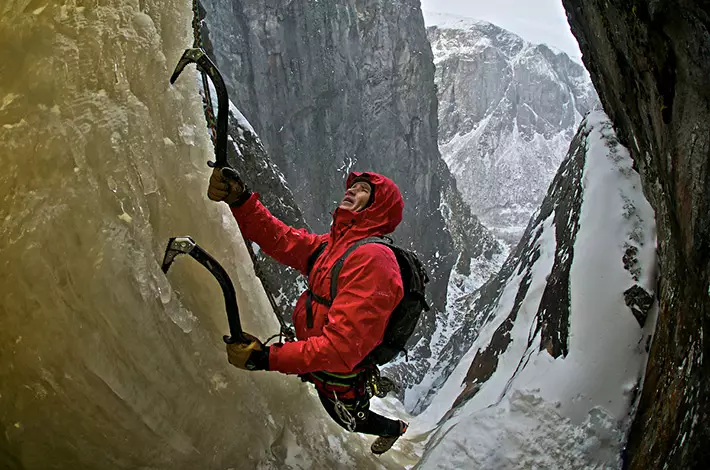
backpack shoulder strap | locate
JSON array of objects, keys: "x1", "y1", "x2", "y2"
[
  {"x1": 307, "y1": 242, "x2": 328, "y2": 276},
  {"x1": 329, "y1": 237, "x2": 391, "y2": 300}
]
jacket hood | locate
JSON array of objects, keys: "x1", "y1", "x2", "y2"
[{"x1": 333, "y1": 171, "x2": 404, "y2": 237}]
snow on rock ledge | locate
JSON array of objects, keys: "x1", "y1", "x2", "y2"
[{"x1": 415, "y1": 111, "x2": 658, "y2": 469}]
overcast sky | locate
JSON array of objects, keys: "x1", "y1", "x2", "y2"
[{"x1": 420, "y1": 0, "x2": 582, "y2": 61}]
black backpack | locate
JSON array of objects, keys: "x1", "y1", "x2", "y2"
[{"x1": 305, "y1": 236, "x2": 430, "y2": 366}]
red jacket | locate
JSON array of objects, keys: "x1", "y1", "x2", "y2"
[{"x1": 230, "y1": 172, "x2": 405, "y2": 375}]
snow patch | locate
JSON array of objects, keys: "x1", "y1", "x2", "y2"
[{"x1": 416, "y1": 111, "x2": 658, "y2": 468}]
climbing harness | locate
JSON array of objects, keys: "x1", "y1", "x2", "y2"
[
  {"x1": 301, "y1": 366, "x2": 398, "y2": 430},
  {"x1": 162, "y1": 2, "x2": 295, "y2": 344},
  {"x1": 305, "y1": 366, "x2": 398, "y2": 399},
  {"x1": 313, "y1": 367, "x2": 398, "y2": 431}
]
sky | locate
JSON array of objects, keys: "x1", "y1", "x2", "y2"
[{"x1": 420, "y1": 0, "x2": 582, "y2": 61}]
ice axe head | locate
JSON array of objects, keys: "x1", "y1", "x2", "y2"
[
  {"x1": 161, "y1": 236, "x2": 196, "y2": 273},
  {"x1": 170, "y1": 48, "x2": 207, "y2": 84}
]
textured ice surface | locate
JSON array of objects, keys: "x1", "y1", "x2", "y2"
[{"x1": 0, "y1": 1, "x2": 407, "y2": 468}]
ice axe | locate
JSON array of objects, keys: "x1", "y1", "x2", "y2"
[
  {"x1": 161, "y1": 236, "x2": 250, "y2": 345},
  {"x1": 164, "y1": 49, "x2": 253, "y2": 346},
  {"x1": 169, "y1": 47, "x2": 240, "y2": 182},
  {"x1": 165, "y1": 49, "x2": 282, "y2": 347}
]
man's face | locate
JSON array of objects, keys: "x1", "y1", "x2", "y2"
[{"x1": 339, "y1": 181, "x2": 372, "y2": 212}]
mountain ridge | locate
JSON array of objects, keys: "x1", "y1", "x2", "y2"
[{"x1": 428, "y1": 15, "x2": 598, "y2": 245}]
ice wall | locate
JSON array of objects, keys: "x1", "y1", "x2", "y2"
[{"x1": 0, "y1": 1, "x2": 406, "y2": 468}]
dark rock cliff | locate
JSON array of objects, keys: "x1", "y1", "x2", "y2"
[{"x1": 562, "y1": 1, "x2": 710, "y2": 468}]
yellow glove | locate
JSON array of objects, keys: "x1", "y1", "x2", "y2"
[
  {"x1": 226, "y1": 333, "x2": 270, "y2": 370},
  {"x1": 207, "y1": 168, "x2": 250, "y2": 206}
]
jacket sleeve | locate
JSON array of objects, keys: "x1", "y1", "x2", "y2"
[
  {"x1": 230, "y1": 193, "x2": 325, "y2": 275},
  {"x1": 268, "y1": 244, "x2": 404, "y2": 374}
]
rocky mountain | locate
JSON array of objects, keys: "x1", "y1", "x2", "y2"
[
  {"x1": 396, "y1": 14, "x2": 600, "y2": 412},
  {"x1": 417, "y1": 111, "x2": 658, "y2": 468},
  {"x1": 561, "y1": 1, "x2": 710, "y2": 468},
  {"x1": 426, "y1": 13, "x2": 599, "y2": 245}
]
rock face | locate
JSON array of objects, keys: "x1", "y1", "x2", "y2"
[
  {"x1": 562, "y1": 1, "x2": 710, "y2": 468},
  {"x1": 438, "y1": 158, "x2": 500, "y2": 276},
  {"x1": 427, "y1": 16, "x2": 598, "y2": 244},
  {"x1": 196, "y1": 0, "x2": 499, "y2": 388}
]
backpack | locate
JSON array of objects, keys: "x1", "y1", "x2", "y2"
[{"x1": 305, "y1": 236, "x2": 430, "y2": 367}]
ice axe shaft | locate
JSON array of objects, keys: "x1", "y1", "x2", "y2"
[{"x1": 162, "y1": 236, "x2": 249, "y2": 345}]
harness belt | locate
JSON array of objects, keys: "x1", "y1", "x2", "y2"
[{"x1": 301, "y1": 369, "x2": 370, "y2": 401}]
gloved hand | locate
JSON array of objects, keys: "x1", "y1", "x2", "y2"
[
  {"x1": 207, "y1": 167, "x2": 251, "y2": 206},
  {"x1": 225, "y1": 333, "x2": 270, "y2": 371}
]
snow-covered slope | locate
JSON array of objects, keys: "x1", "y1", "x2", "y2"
[
  {"x1": 414, "y1": 111, "x2": 658, "y2": 469},
  {"x1": 426, "y1": 12, "x2": 599, "y2": 245}
]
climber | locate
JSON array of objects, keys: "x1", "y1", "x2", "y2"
[{"x1": 208, "y1": 169, "x2": 409, "y2": 455}]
